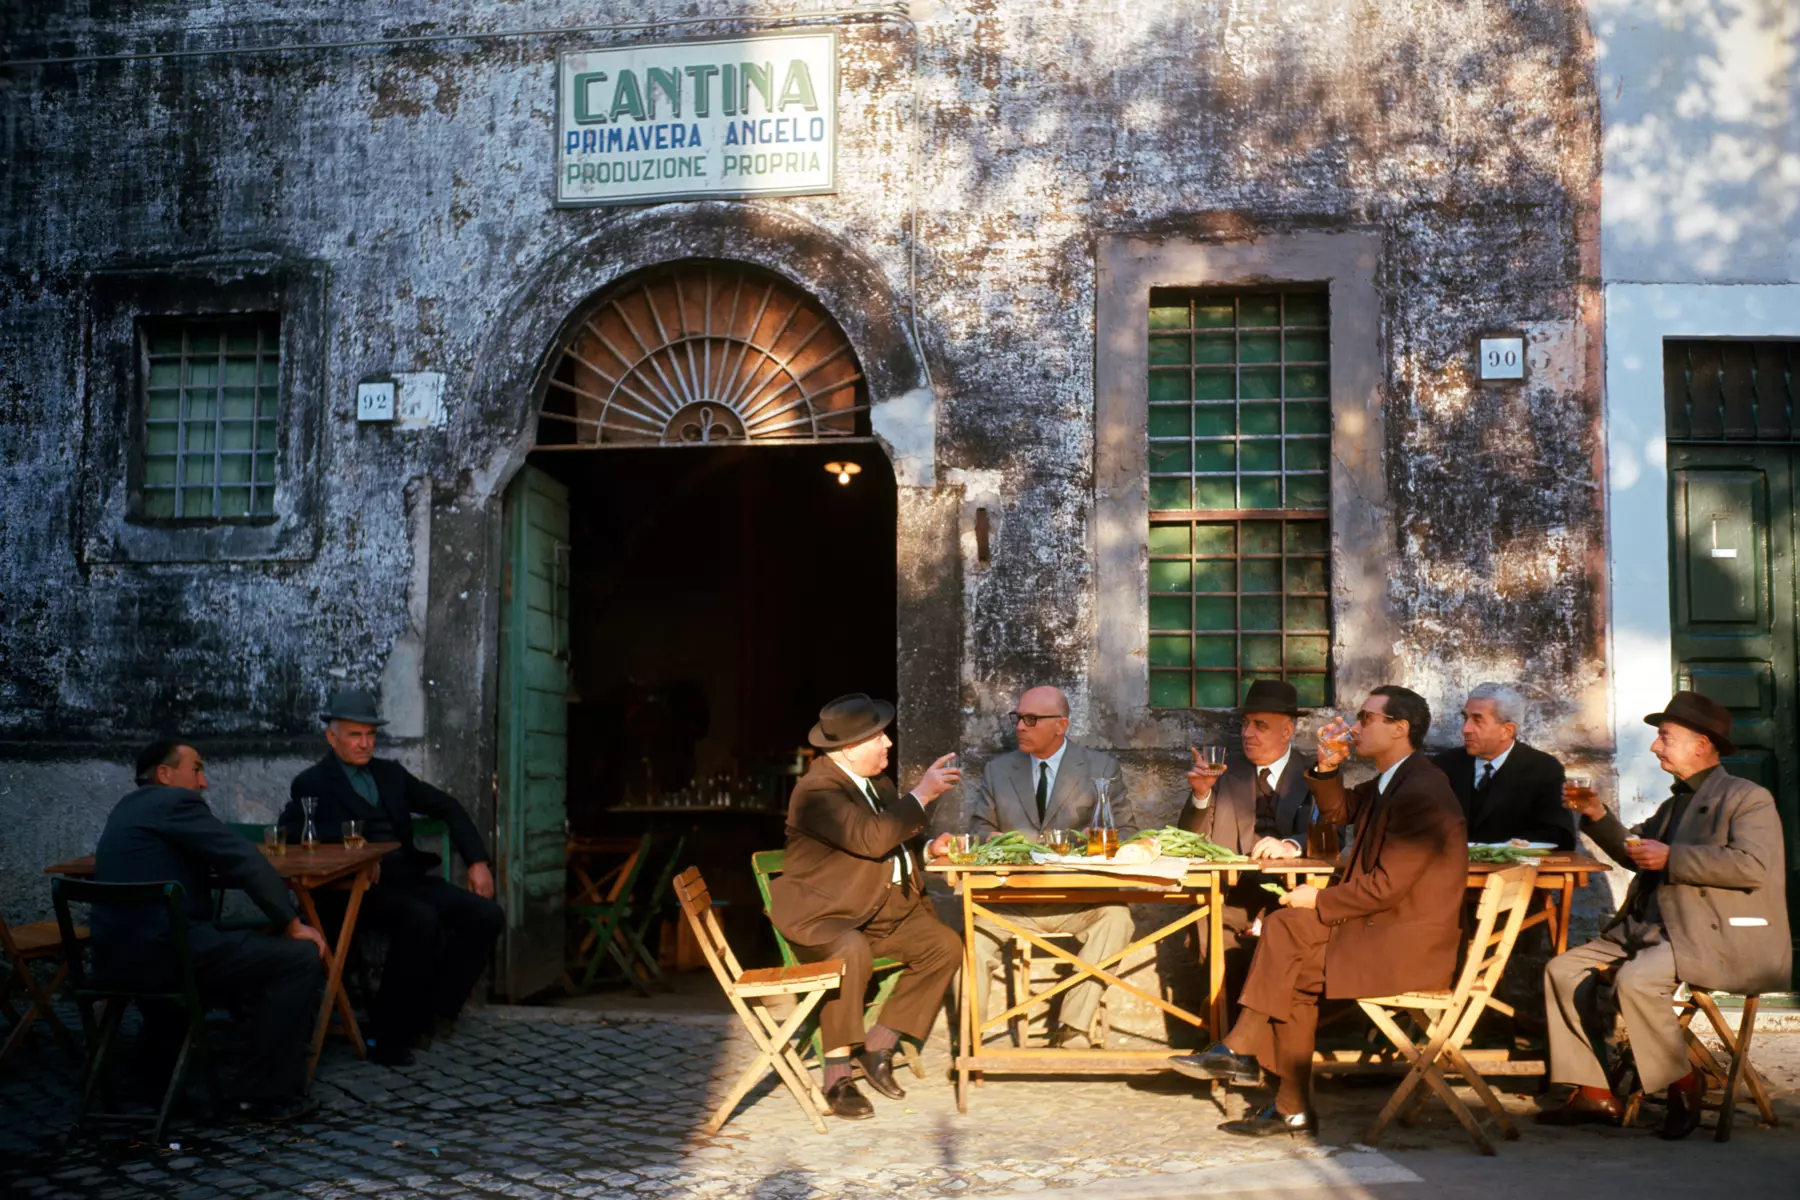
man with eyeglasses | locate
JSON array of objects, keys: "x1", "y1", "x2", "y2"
[
  {"x1": 1170, "y1": 686, "x2": 1466, "y2": 1139},
  {"x1": 963, "y1": 686, "x2": 1134, "y2": 1049}
]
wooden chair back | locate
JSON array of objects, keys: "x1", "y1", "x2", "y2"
[
  {"x1": 1450, "y1": 864, "x2": 1538, "y2": 1006},
  {"x1": 673, "y1": 866, "x2": 743, "y2": 985}
]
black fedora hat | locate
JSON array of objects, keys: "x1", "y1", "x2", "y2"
[
  {"x1": 808, "y1": 693, "x2": 895, "y2": 750},
  {"x1": 1240, "y1": 678, "x2": 1304, "y2": 717},
  {"x1": 319, "y1": 688, "x2": 388, "y2": 727},
  {"x1": 1644, "y1": 690, "x2": 1734, "y2": 756}
]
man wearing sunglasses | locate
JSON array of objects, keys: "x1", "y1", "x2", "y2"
[
  {"x1": 1170, "y1": 686, "x2": 1466, "y2": 1138},
  {"x1": 962, "y1": 686, "x2": 1134, "y2": 1049}
]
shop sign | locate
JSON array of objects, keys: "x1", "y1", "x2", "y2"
[{"x1": 556, "y1": 33, "x2": 837, "y2": 206}]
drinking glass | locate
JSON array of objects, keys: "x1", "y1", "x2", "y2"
[
  {"x1": 1046, "y1": 828, "x2": 1074, "y2": 856},
  {"x1": 947, "y1": 833, "x2": 975, "y2": 865},
  {"x1": 342, "y1": 820, "x2": 366, "y2": 850},
  {"x1": 1199, "y1": 746, "x2": 1228, "y2": 776},
  {"x1": 264, "y1": 825, "x2": 286, "y2": 855},
  {"x1": 1316, "y1": 713, "x2": 1355, "y2": 764},
  {"x1": 1562, "y1": 775, "x2": 1595, "y2": 812}
]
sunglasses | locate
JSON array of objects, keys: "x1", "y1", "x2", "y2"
[
  {"x1": 1009, "y1": 711, "x2": 1068, "y2": 728},
  {"x1": 1354, "y1": 710, "x2": 1397, "y2": 726}
]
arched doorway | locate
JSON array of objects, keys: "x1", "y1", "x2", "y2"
[{"x1": 496, "y1": 261, "x2": 896, "y2": 999}]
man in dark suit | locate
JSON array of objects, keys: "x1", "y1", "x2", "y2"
[
  {"x1": 96, "y1": 740, "x2": 328, "y2": 1120},
  {"x1": 1170, "y1": 686, "x2": 1468, "y2": 1139},
  {"x1": 1175, "y1": 678, "x2": 1316, "y2": 1015},
  {"x1": 282, "y1": 689, "x2": 502, "y2": 1066},
  {"x1": 1431, "y1": 683, "x2": 1575, "y2": 849},
  {"x1": 768, "y1": 693, "x2": 963, "y2": 1121}
]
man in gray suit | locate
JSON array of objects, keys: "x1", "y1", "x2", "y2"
[
  {"x1": 1540, "y1": 691, "x2": 1792, "y2": 1139},
  {"x1": 964, "y1": 686, "x2": 1134, "y2": 1048}
]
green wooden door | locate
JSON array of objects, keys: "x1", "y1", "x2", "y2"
[
  {"x1": 1668, "y1": 443, "x2": 1800, "y2": 979},
  {"x1": 498, "y1": 465, "x2": 572, "y2": 999}
]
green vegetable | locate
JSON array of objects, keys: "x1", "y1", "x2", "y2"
[
  {"x1": 1260, "y1": 881, "x2": 1289, "y2": 897},
  {"x1": 1468, "y1": 845, "x2": 1539, "y2": 864},
  {"x1": 1123, "y1": 826, "x2": 1249, "y2": 863}
]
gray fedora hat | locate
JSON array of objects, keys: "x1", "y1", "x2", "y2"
[{"x1": 319, "y1": 687, "x2": 388, "y2": 727}]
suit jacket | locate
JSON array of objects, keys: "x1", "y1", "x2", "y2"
[
  {"x1": 1176, "y1": 750, "x2": 1314, "y2": 853},
  {"x1": 1432, "y1": 741, "x2": 1575, "y2": 849},
  {"x1": 1308, "y1": 754, "x2": 1469, "y2": 1000},
  {"x1": 1585, "y1": 768, "x2": 1791, "y2": 995},
  {"x1": 965, "y1": 741, "x2": 1134, "y2": 839},
  {"x1": 93, "y1": 785, "x2": 298, "y2": 977},
  {"x1": 283, "y1": 754, "x2": 489, "y2": 881},
  {"x1": 769, "y1": 756, "x2": 930, "y2": 947}
]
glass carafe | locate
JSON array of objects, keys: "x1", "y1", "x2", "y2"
[
  {"x1": 1085, "y1": 779, "x2": 1119, "y2": 858},
  {"x1": 299, "y1": 796, "x2": 319, "y2": 850}
]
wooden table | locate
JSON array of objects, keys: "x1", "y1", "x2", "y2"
[
  {"x1": 932, "y1": 860, "x2": 1248, "y2": 1112},
  {"x1": 45, "y1": 841, "x2": 398, "y2": 1084}
]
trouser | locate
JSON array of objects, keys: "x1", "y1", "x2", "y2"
[
  {"x1": 1224, "y1": 905, "x2": 1328, "y2": 1115},
  {"x1": 342, "y1": 876, "x2": 505, "y2": 1044},
  {"x1": 789, "y1": 884, "x2": 962, "y2": 1051},
  {"x1": 972, "y1": 903, "x2": 1134, "y2": 1035},
  {"x1": 1545, "y1": 932, "x2": 1685, "y2": 1092},
  {"x1": 140, "y1": 931, "x2": 323, "y2": 1100}
]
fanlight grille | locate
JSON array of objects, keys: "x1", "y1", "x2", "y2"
[{"x1": 537, "y1": 265, "x2": 866, "y2": 446}]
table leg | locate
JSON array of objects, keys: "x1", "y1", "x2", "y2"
[
  {"x1": 1207, "y1": 875, "x2": 1225, "y2": 1038},
  {"x1": 958, "y1": 883, "x2": 976, "y2": 1113},
  {"x1": 299, "y1": 866, "x2": 374, "y2": 1085},
  {"x1": 1556, "y1": 877, "x2": 1575, "y2": 954}
]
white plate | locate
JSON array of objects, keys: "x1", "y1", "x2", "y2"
[{"x1": 1470, "y1": 841, "x2": 1556, "y2": 852}]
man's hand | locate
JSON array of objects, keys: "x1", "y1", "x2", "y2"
[
  {"x1": 912, "y1": 753, "x2": 962, "y2": 805},
  {"x1": 1626, "y1": 839, "x2": 1670, "y2": 872},
  {"x1": 926, "y1": 832, "x2": 954, "y2": 861},
  {"x1": 1279, "y1": 883, "x2": 1320, "y2": 910},
  {"x1": 1186, "y1": 748, "x2": 1221, "y2": 805},
  {"x1": 1251, "y1": 836, "x2": 1301, "y2": 860},
  {"x1": 467, "y1": 861, "x2": 496, "y2": 899},
  {"x1": 284, "y1": 918, "x2": 330, "y2": 963}
]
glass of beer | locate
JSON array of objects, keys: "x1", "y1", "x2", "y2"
[
  {"x1": 946, "y1": 834, "x2": 975, "y2": 865},
  {"x1": 1563, "y1": 775, "x2": 1596, "y2": 812},
  {"x1": 264, "y1": 825, "x2": 286, "y2": 855},
  {"x1": 342, "y1": 820, "x2": 366, "y2": 850},
  {"x1": 1047, "y1": 828, "x2": 1074, "y2": 856}
]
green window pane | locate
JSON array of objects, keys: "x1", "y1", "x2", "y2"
[
  {"x1": 1195, "y1": 301, "x2": 1235, "y2": 329},
  {"x1": 146, "y1": 394, "x2": 180, "y2": 420},
  {"x1": 1195, "y1": 334, "x2": 1235, "y2": 365},
  {"x1": 1286, "y1": 521, "x2": 1328, "y2": 553},
  {"x1": 1195, "y1": 560, "x2": 1236, "y2": 593},
  {"x1": 1287, "y1": 636, "x2": 1329, "y2": 669},
  {"x1": 1149, "y1": 372, "x2": 1190, "y2": 403},
  {"x1": 1242, "y1": 521, "x2": 1281, "y2": 554},
  {"x1": 183, "y1": 457, "x2": 213, "y2": 484},
  {"x1": 189, "y1": 361, "x2": 218, "y2": 387},
  {"x1": 1241, "y1": 402, "x2": 1280, "y2": 434},
  {"x1": 181, "y1": 486, "x2": 214, "y2": 515},
  {"x1": 1287, "y1": 556, "x2": 1328, "y2": 594},
  {"x1": 253, "y1": 487, "x2": 276, "y2": 516},
  {"x1": 1243, "y1": 634, "x2": 1282, "y2": 670},
  {"x1": 222, "y1": 388, "x2": 257, "y2": 420},
  {"x1": 1194, "y1": 406, "x2": 1235, "y2": 437},
  {"x1": 1150, "y1": 596, "x2": 1191, "y2": 631},
  {"x1": 1284, "y1": 293, "x2": 1327, "y2": 326},
  {"x1": 1290, "y1": 674, "x2": 1327, "y2": 707},
  {"x1": 1151, "y1": 671, "x2": 1193, "y2": 708},
  {"x1": 1149, "y1": 477, "x2": 1193, "y2": 509},
  {"x1": 1286, "y1": 401, "x2": 1330, "y2": 434},
  {"x1": 1242, "y1": 595, "x2": 1282, "y2": 631},
  {"x1": 218, "y1": 486, "x2": 252, "y2": 516},
  {"x1": 1149, "y1": 406, "x2": 1191, "y2": 437},
  {"x1": 1196, "y1": 442, "x2": 1236, "y2": 472},
  {"x1": 225, "y1": 331, "x2": 260, "y2": 353},
  {"x1": 223, "y1": 359, "x2": 258, "y2": 386},
  {"x1": 1240, "y1": 295, "x2": 1281, "y2": 327},
  {"x1": 254, "y1": 452, "x2": 278, "y2": 483},
  {"x1": 1241, "y1": 559, "x2": 1281, "y2": 593},
  {"x1": 187, "y1": 394, "x2": 216, "y2": 421},
  {"x1": 148, "y1": 362, "x2": 182, "y2": 388},
  {"x1": 145, "y1": 425, "x2": 178, "y2": 454},
  {"x1": 1195, "y1": 596, "x2": 1236, "y2": 630},
  {"x1": 1149, "y1": 523, "x2": 1192, "y2": 555},
  {"x1": 1239, "y1": 332, "x2": 1281, "y2": 363},
  {"x1": 218, "y1": 454, "x2": 253, "y2": 483},
  {"x1": 1149, "y1": 560, "x2": 1192, "y2": 592},
  {"x1": 1194, "y1": 478, "x2": 1236, "y2": 508},
  {"x1": 1194, "y1": 673, "x2": 1238, "y2": 707},
  {"x1": 1285, "y1": 330, "x2": 1328, "y2": 361},
  {"x1": 184, "y1": 424, "x2": 215, "y2": 452},
  {"x1": 1149, "y1": 305, "x2": 1190, "y2": 330},
  {"x1": 1286, "y1": 474, "x2": 1329, "y2": 508},
  {"x1": 1286, "y1": 437, "x2": 1329, "y2": 472},
  {"x1": 221, "y1": 421, "x2": 255, "y2": 451},
  {"x1": 259, "y1": 361, "x2": 279, "y2": 385},
  {"x1": 142, "y1": 456, "x2": 176, "y2": 485},
  {"x1": 1195, "y1": 522, "x2": 1236, "y2": 555},
  {"x1": 1288, "y1": 597, "x2": 1330, "y2": 631},
  {"x1": 147, "y1": 332, "x2": 184, "y2": 355},
  {"x1": 1149, "y1": 335, "x2": 1190, "y2": 365},
  {"x1": 1285, "y1": 366, "x2": 1329, "y2": 397},
  {"x1": 256, "y1": 419, "x2": 279, "y2": 450},
  {"x1": 1149, "y1": 635, "x2": 1192, "y2": 667},
  {"x1": 1149, "y1": 442, "x2": 1192, "y2": 474},
  {"x1": 142, "y1": 489, "x2": 176, "y2": 517},
  {"x1": 1194, "y1": 370, "x2": 1235, "y2": 401},
  {"x1": 1241, "y1": 477, "x2": 1282, "y2": 509},
  {"x1": 1240, "y1": 440, "x2": 1281, "y2": 472},
  {"x1": 1240, "y1": 367, "x2": 1281, "y2": 399},
  {"x1": 1195, "y1": 635, "x2": 1237, "y2": 667}
]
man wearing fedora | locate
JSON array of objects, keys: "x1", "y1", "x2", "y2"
[
  {"x1": 1540, "y1": 691, "x2": 1791, "y2": 1138},
  {"x1": 283, "y1": 689, "x2": 503, "y2": 1067},
  {"x1": 1176, "y1": 678, "x2": 1317, "y2": 1018},
  {"x1": 963, "y1": 685, "x2": 1134, "y2": 1049},
  {"x1": 768, "y1": 694, "x2": 964, "y2": 1121}
]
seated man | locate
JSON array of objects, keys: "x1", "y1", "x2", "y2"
[
  {"x1": 283, "y1": 689, "x2": 502, "y2": 1067},
  {"x1": 1431, "y1": 682, "x2": 1575, "y2": 849},
  {"x1": 1541, "y1": 691, "x2": 1791, "y2": 1139},
  {"x1": 769, "y1": 693, "x2": 963, "y2": 1121},
  {"x1": 1169, "y1": 686, "x2": 1467, "y2": 1138},
  {"x1": 95, "y1": 740, "x2": 328, "y2": 1121},
  {"x1": 963, "y1": 685, "x2": 1134, "y2": 1049},
  {"x1": 1176, "y1": 678, "x2": 1315, "y2": 1014}
]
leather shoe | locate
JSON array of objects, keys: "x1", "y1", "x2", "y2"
[
  {"x1": 825, "y1": 1078, "x2": 874, "y2": 1120},
  {"x1": 1535, "y1": 1090, "x2": 1622, "y2": 1127},
  {"x1": 1659, "y1": 1081, "x2": 1704, "y2": 1140},
  {"x1": 1220, "y1": 1104, "x2": 1317, "y2": 1138},
  {"x1": 1168, "y1": 1042, "x2": 1261, "y2": 1087},
  {"x1": 855, "y1": 1047, "x2": 906, "y2": 1100}
]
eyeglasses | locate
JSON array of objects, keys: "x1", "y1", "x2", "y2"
[
  {"x1": 1355, "y1": 710, "x2": 1396, "y2": 726},
  {"x1": 1009, "y1": 711, "x2": 1067, "y2": 728}
]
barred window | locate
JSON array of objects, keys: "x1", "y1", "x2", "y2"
[
  {"x1": 1146, "y1": 289, "x2": 1332, "y2": 708},
  {"x1": 137, "y1": 316, "x2": 281, "y2": 520}
]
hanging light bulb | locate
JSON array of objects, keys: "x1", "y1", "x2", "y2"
[{"x1": 824, "y1": 461, "x2": 862, "y2": 486}]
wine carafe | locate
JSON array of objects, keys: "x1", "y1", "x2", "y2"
[
  {"x1": 1085, "y1": 779, "x2": 1119, "y2": 858},
  {"x1": 299, "y1": 796, "x2": 319, "y2": 850}
]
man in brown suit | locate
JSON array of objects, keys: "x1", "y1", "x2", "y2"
[
  {"x1": 1169, "y1": 685, "x2": 1468, "y2": 1137},
  {"x1": 1540, "y1": 691, "x2": 1792, "y2": 1139},
  {"x1": 768, "y1": 694, "x2": 963, "y2": 1121}
]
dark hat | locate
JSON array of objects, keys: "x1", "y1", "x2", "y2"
[
  {"x1": 808, "y1": 693, "x2": 895, "y2": 750},
  {"x1": 319, "y1": 688, "x2": 387, "y2": 727},
  {"x1": 1643, "y1": 690, "x2": 1734, "y2": 756},
  {"x1": 1240, "y1": 678, "x2": 1304, "y2": 717}
]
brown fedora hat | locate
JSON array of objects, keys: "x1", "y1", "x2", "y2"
[
  {"x1": 1240, "y1": 678, "x2": 1304, "y2": 717},
  {"x1": 808, "y1": 692, "x2": 896, "y2": 750},
  {"x1": 1643, "y1": 690, "x2": 1735, "y2": 756}
]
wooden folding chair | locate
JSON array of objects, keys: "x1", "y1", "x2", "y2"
[
  {"x1": 675, "y1": 866, "x2": 843, "y2": 1135},
  {"x1": 1357, "y1": 864, "x2": 1539, "y2": 1155},
  {"x1": 1, "y1": 910, "x2": 88, "y2": 1067},
  {"x1": 569, "y1": 837, "x2": 655, "y2": 994},
  {"x1": 1621, "y1": 988, "x2": 1777, "y2": 1141}
]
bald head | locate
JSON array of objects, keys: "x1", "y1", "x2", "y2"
[
  {"x1": 1019, "y1": 686, "x2": 1070, "y2": 717},
  {"x1": 1012, "y1": 686, "x2": 1071, "y2": 759}
]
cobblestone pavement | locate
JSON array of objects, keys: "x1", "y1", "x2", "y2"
[{"x1": 3, "y1": 1004, "x2": 1798, "y2": 1199}]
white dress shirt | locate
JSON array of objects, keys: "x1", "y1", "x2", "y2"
[
  {"x1": 1376, "y1": 753, "x2": 1412, "y2": 795},
  {"x1": 1473, "y1": 743, "x2": 1514, "y2": 789},
  {"x1": 1031, "y1": 738, "x2": 1071, "y2": 809}
]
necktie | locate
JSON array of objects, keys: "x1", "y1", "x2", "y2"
[
  {"x1": 1253, "y1": 766, "x2": 1277, "y2": 837},
  {"x1": 1036, "y1": 761, "x2": 1050, "y2": 824},
  {"x1": 1475, "y1": 761, "x2": 1493, "y2": 793},
  {"x1": 863, "y1": 780, "x2": 910, "y2": 889}
]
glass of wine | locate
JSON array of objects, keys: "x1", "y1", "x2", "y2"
[
  {"x1": 264, "y1": 825, "x2": 286, "y2": 856},
  {"x1": 1562, "y1": 775, "x2": 1596, "y2": 812},
  {"x1": 342, "y1": 820, "x2": 366, "y2": 850},
  {"x1": 1046, "y1": 828, "x2": 1074, "y2": 856}
]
